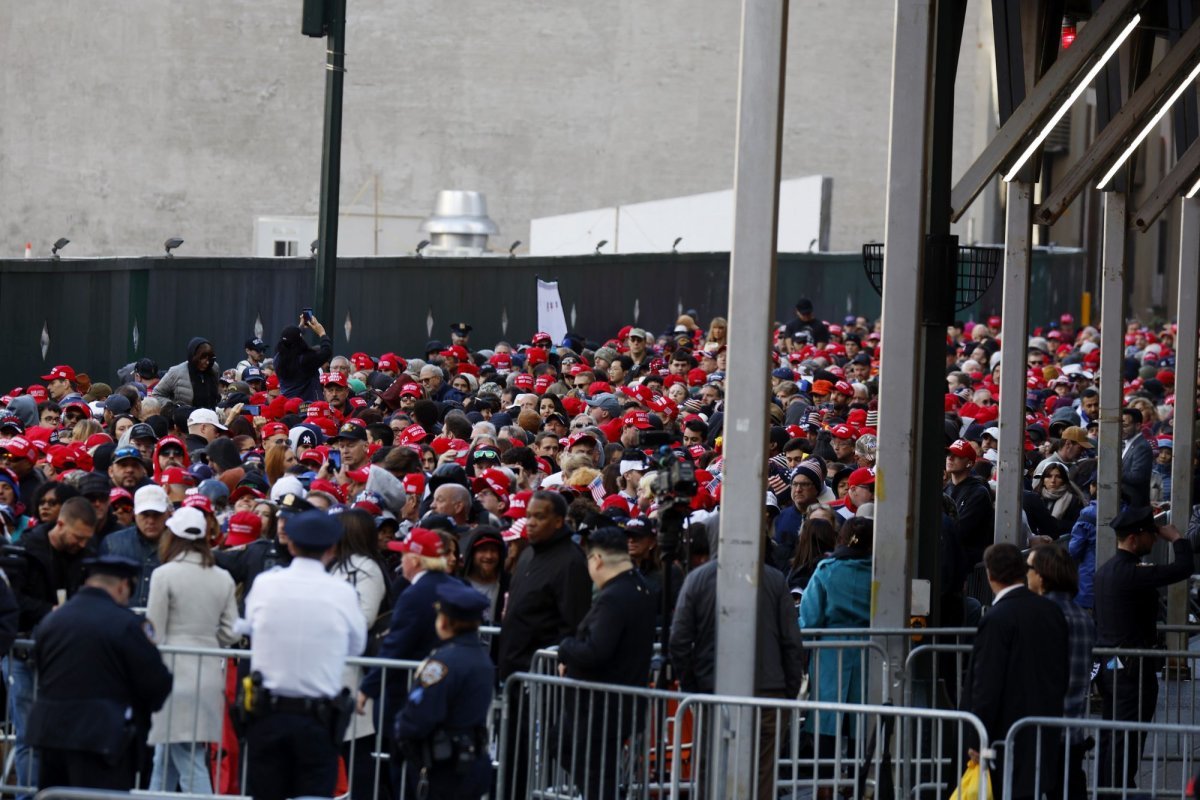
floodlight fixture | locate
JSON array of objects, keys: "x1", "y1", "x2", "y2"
[
  {"x1": 1097, "y1": 57, "x2": 1200, "y2": 190},
  {"x1": 415, "y1": 239, "x2": 430, "y2": 257},
  {"x1": 164, "y1": 237, "x2": 184, "y2": 257},
  {"x1": 51, "y1": 238, "x2": 69, "y2": 258},
  {"x1": 508, "y1": 240, "x2": 521, "y2": 257},
  {"x1": 672, "y1": 237, "x2": 683, "y2": 253},
  {"x1": 1004, "y1": 14, "x2": 1141, "y2": 183},
  {"x1": 594, "y1": 239, "x2": 608, "y2": 255}
]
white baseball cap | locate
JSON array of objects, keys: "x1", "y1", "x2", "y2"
[
  {"x1": 134, "y1": 485, "x2": 171, "y2": 515},
  {"x1": 165, "y1": 506, "x2": 206, "y2": 540},
  {"x1": 187, "y1": 408, "x2": 228, "y2": 430}
]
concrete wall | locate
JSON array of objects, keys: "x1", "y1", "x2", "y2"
[{"x1": 1, "y1": 1, "x2": 999, "y2": 260}]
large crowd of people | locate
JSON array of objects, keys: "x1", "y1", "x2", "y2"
[{"x1": 0, "y1": 299, "x2": 1192, "y2": 798}]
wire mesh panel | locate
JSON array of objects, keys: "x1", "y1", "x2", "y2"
[{"x1": 862, "y1": 243, "x2": 1002, "y2": 311}]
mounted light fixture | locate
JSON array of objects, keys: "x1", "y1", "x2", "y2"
[
  {"x1": 164, "y1": 237, "x2": 184, "y2": 257},
  {"x1": 1186, "y1": 173, "x2": 1200, "y2": 200},
  {"x1": 1096, "y1": 58, "x2": 1200, "y2": 190},
  {"x1": 1061, "y1": 17, "x2": 1077, "y2": 50},
  {"x1": 1004, "y1": 14, "x2": 1141, "y2": 183}
]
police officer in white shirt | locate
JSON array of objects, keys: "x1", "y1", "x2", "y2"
[{"x1": 239, "y1": 510, "x2": 367, "y2": 800}]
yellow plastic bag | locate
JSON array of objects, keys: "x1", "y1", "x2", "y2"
[{"x1": 949, "y1": 760, "x2": 993, "y2": 800}]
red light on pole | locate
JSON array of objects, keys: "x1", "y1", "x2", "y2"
[{"x1": 1061, "y1": 20, "x2": 1077, "y2": 49}]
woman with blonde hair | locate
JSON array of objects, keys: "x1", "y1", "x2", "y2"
[
  {"x1": 70, "y1": 418, "x2": 103, "y2": 443},
  {"x1": 146, "y1": 507, "x2": 240, "y2": 794},
  {"x1": 704, "y1": 316, "x2": 728, "y2": 347}
]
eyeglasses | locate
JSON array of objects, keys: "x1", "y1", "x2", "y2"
[{"x1": 474, "y1": 450, "x2": 498, "y2": 460}]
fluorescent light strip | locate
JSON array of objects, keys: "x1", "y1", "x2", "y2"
[
  {"x1": 1187, "y1": 173, "x2": 1200, "y2": 199},
  {"x1": 1004, "y1": 14, "x2": 1142, "y2": 183},
  {"x1": 1098, "y1": 58, "x2": 1200, "y2": 189}
]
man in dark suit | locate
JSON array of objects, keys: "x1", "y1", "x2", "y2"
[
  {"x1": 1120, "y1": 408, "x2": 1154, "y2": 507},
  {"x1": 963, "y1": 543, "x2": 1068, "y2": 800}
]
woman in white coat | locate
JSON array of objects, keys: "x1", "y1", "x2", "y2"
[
  {"x1": 329, "y1": 509, "x2": 389, "y2": 800},
  {"x1": 146, "y1": 506, "x2": 240, "y2": 794}
]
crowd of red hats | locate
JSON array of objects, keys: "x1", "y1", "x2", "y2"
[{"x1": 0, "y1": 302, "x2": 1185, "y2": 574}]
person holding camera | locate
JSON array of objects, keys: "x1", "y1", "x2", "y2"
[{"x1": 274, "y1": 312, "x2": 333, "y2": 402}]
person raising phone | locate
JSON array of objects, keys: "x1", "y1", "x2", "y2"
[{"x1": 274, "y1": 312, "x2": 333, "y2": 401}]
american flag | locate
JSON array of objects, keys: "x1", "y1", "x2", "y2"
[
  {"x1": 588, "y1": 473, "x2": 607, "y2": 503},
  {"x1": 706, "y1": 472, "x2": 723, "y2": 494}
]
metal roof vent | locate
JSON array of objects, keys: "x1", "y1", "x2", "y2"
[{"x1": 418, "y1": 190, "x2": 499, "y2": 255}]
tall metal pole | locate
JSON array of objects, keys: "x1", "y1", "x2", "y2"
[
  {"x1": 994, "y1": 181, "x2": 1033, "y2": 543},
  {"x1": 714, "y1": 0, "x2": 788, "y2": 793},
  {"x1": 313, "y1": 0, "x2": 347, "y2": 324},
  {"x1": 1096, "y1": 191, "x2": 1126, "y2": 566},
  {"x1": 1168, "y1": 197, "x2": 1199, "y2": 655},
  {"x1": 872, "y1": 0, "x2": 934, "y2": 702}
]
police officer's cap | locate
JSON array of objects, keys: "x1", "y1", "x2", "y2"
[
  {"x1": 1110, "y1": 506, "x2": 1156, "y2": 535},
  {"x1": 83, "y1": 554, "x2": 141, "y2": 580},
  {"x1": 285, "y1": 510, "x2": 343, "y2": 549},
  {"x1": 435, "y1": 582, "x2": 489, "y2": 621},
  {"x1": 276, "y1": 492, "x2": 314, "y2": 517},
  {"x1": 449, "y1": 322, "x2": 473, "y2": 335}
]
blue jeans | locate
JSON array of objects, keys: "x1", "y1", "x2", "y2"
[
  {"x1": 149, "y1": 742, "x2": 212, "y2": 794},
  {"x1": 3, "y1": 655, "x2": 38, "y2": 797}
]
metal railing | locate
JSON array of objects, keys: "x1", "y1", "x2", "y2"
[{"x1": 1000, "y1": 716, "x2": 1200, "y2": 800}]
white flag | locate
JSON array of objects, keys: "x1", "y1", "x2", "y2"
[{"x1": 536, "y1": 279, "x2": 569, "y2": 344}]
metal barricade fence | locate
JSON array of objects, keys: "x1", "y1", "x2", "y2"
[
  {"x1": 1000, "y1": 716, "x2": 1200, "y2": 800},
  {"x1": 670, "y1": 693, "x2": 992, "y2": 800},
  {"x1": 498, "y1": 671, "x2": 992, "y2": 800},
  {"x1": 1, "y1": 641, "x2": 424, "y2": 800}
]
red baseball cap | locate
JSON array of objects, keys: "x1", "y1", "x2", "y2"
[
  {"x1": 182, "y1": 493, "x2": 214, "y2": 514},
  {"x1": 397, "y1": 424, "x2": 427, "y2": 446},
  {"x1": 320, "y1": 372, "x2": 348, "y2": 388},
  {"x1": 350, "y1": 353, "x2": 375, "y2": 371},
  {"x1": 834, "y1": 381, "x2": 854, "y2": 395},
  {"x1": 624, "y1": 409, "x2": 653, "y2": 430},
  {"x1": 41, "y1": 365, "x2": 76, "y2": 383},
  {"x1": 261, "y1": 422, "x2": 289, "y2": 439},
  {"x1": 387, "y1": 527, "x2": 444, "y2": 556},
  {"x1": 847, "y1": 467, "x2": 875, "y2": 488},
  {"x1": 109, "y1": 487, "x2": 134, "y2": 506},
  {"x1": 398, "y1": 383, "x2": 422, "y2": 398},
  {"x1": 987, "y1": 316, "x2": 1002, "y2": 328},
  {"x1": 687, "y1": 368, "x2": 707, "y2": 387},
  {"x1": 946, "y1": 439, "x2": 977, "y2": 461},
  {"x1": 829, "y1": 424, "x2": 857, "y2": 440},
  {"x1": 25, "y1": 385, "x2": 48, "y2": 403},
  {"x1": 159, "y1": 467, "x2": 196, "y2": 487},
  {"x1": 513, "y1": 373, "x2": 534, "y2": 391},
  {"x1": 346, "y1": 466, "x2": 371, "y2": 484},
  {"x1": 0, "y1": 437, "x2": 36, "y2": 461},
  {"x1": 504, "y1": 491, "x2": 532, "y2": 520},
  {"x1": 401, "y1": 472, "x2": 426, "y2": 498},
  {"x1": 489, "y1": 352, "x2": 513, "y2": 371},
  {"x1": 472, "y1": 468, "x2": 510, "y2": 502},
  {"x1": 225, "y1": 510, "x2": 263, "y2": 547},
  {"x1": 534, "y1": 374, "x2": 554, "y2": 395},
  {"x1": 265, "y1": 374, "x2": 279, "y2": 390}
]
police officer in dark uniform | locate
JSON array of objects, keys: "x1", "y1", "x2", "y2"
[
  {"x1": 27, "y1": 555, "x2": 173, "y2": 790},
  {"x1": 1094, "y1": 506, "x2": 1194, "y2": 789},
  {"x1": 556, "y1": 526, "x2": 656, "y2": 800},
  {"x1": 449, "y1": 322, "x2": 473, "y2": 349},
  {"x1": 394, "y1": 581, "x2": 494, "y2": 800}
]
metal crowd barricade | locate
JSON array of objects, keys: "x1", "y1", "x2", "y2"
[
  {"x1": 1000, "y1": 716, "x2": 1200, "y2": 800},
  {"x1": 498, "y1": 671, "x2": 992, "y2": 800},
  {"x1": 670, "y1": 692, "x2": 991, "y2": 800},
  {"x1": 497, "y1": 671, "x2": 694, "y2": 800},
  {"x1": 1, "y1": 640, "x2": 423, "y2": 800}
]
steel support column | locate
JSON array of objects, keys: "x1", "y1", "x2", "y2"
[
  {"x1": 872, "y1": 0, "x2": 934, "y2": 702},
  {"x1": 995, "y1": 181, "x2": 1033, "y2": 543},
  {"x1": 714, "y1": 0, "x2": 788, "y2": 793},
  {"x1": 1168, "y1": 197, "x2": 1200, "y2": 654},
  {"x1": 1096, "y1": 192, "x2": 1127, "y2": 566},
  {"x1": 313, "y1": 0, "x2": 347, "y2": 324}
]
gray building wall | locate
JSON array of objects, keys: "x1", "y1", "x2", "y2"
[{"x1": 1, "y1": 1, "x2": 998, "y2": 260}]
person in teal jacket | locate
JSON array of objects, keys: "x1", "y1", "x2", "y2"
[{"x1": 799, "y1": 516, "x2": 873, "y2": 781}]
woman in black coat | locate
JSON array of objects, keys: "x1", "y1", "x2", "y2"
[{"x1": 274, "y1": 314, "x2": 332, "y2": 401}]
